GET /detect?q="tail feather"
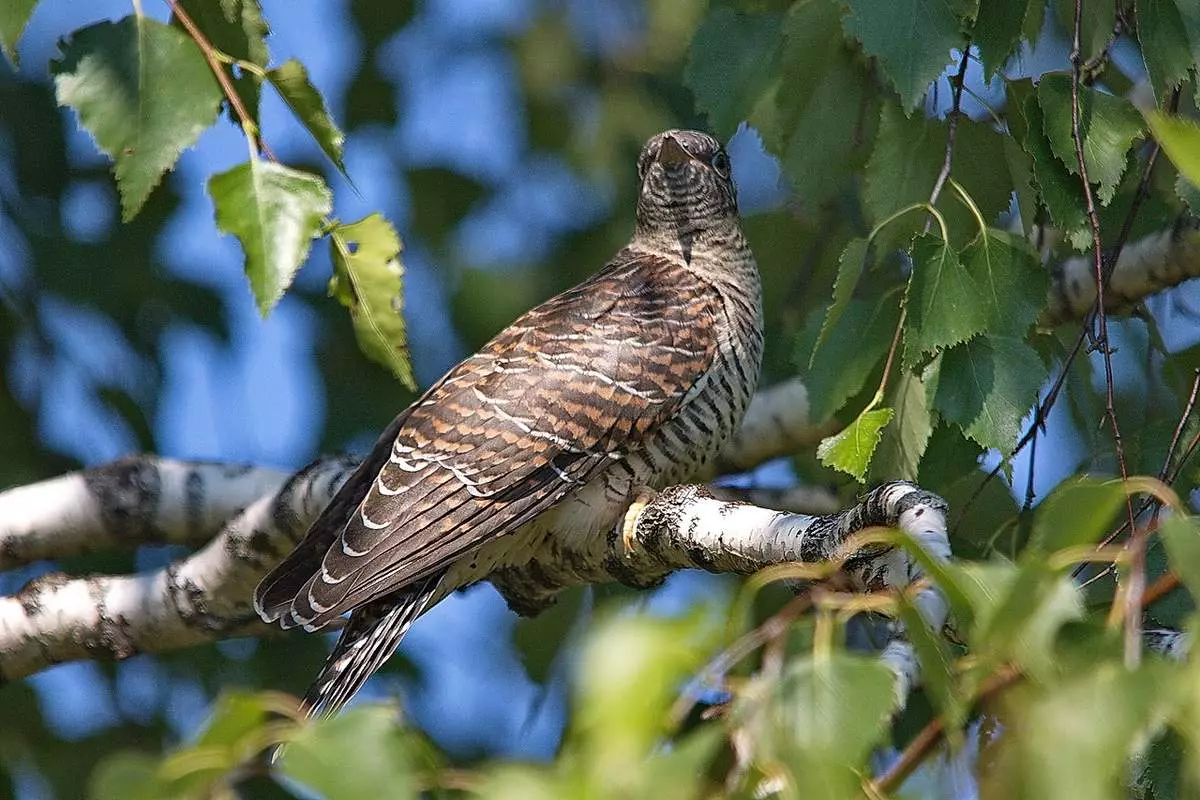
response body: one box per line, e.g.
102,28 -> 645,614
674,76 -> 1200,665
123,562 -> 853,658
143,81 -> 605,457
301,574 -> 443,718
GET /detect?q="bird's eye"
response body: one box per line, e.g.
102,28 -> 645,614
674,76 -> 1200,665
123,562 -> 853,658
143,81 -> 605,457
710,151 -> 730,176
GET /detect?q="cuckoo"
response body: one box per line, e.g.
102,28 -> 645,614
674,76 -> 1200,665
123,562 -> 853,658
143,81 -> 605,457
254,129 -> 763,717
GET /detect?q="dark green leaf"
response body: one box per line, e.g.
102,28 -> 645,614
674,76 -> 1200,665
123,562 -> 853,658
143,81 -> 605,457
1028,476 -> 1125,553
1147,111 -> 1200,190
683,9 -> 783,139
1053,0 -> 1116,58
209,158 -> 331,315
842,0 -> 963,113
953,118 -> 1017,227
0,0 -> 35,66
933,334 -> 1046,453
1037,73 -> 1146,205
173,0 -> 270,123
959,227 -> 1049,338
871,367 -> 933,481
1160,515 -> 1200,602
802,289 -> 901,421
1136,0 -> 1195,105
279,705 -> 415,800
51,17 -> 223,221
268,59 -> 347,174
862,102 -> 943,249
512,586 -> 584,684
903,233 -> 988,369
812,237 -> 869,363
974,0 -> 1032,75
1019,92 -> 1090,248
330,214 -> 415,389
817,407 -> 895,481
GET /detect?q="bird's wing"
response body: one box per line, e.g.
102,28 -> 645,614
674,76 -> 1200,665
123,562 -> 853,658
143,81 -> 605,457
263,249 -> 723,630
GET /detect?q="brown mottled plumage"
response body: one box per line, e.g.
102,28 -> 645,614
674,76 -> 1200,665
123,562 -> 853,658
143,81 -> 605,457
254,130 -> 763,717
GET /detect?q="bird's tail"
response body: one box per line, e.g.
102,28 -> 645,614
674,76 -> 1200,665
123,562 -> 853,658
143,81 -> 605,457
301,574 -> 443,719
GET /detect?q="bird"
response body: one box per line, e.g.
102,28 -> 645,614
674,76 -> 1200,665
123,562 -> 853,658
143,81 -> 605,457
254,129 -> 763,718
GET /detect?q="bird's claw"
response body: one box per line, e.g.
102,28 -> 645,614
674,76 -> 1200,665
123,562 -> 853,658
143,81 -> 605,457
621,487 -> 658,554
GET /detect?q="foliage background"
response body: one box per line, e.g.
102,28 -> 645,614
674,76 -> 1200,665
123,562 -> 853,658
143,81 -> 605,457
3,0 -> 1200,797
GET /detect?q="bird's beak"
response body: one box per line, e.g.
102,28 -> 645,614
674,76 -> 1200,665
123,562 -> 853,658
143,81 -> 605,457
656,134 -> 693,167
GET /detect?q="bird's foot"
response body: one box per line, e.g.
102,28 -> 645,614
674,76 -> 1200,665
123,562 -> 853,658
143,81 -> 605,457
621,486 -> 658,554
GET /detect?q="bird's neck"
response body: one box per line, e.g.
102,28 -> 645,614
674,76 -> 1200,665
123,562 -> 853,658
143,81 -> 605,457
631,218 -> 756,280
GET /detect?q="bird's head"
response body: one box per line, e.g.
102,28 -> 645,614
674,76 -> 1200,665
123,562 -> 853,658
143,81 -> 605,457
635,130 -> 738,238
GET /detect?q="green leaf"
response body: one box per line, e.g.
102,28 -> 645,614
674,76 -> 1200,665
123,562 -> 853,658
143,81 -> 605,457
773,0 -> 875,202
812,237 -> 869,363
683,9 -> 783,139
279,705 -> 415,800
871,367 -> 933,481
842,0 -> 964,113
1036,73 -> 1145,205
89,752 -> 167,800
1146,111 -> 1200,191
209,158 -> 331,315
740,653 -> 897,799
0,0 -> 35,66
173,0 -> 270,123
862,102 -> 944,248
802,290 -> 901,421
959,227 -> 1050,338
953,118 -> 1018,227
973,0 -> 1032,75
268,59 -> 347,174
1029,476 -> 1125,553
330,214 -> 416,389
1019,92 -> 1090,248
933,334 -> 1046,453
1136,0 -> 1195,105
817,407 -> 895,481
512,586 -> 584,684
897,594 -> 965,735
903,233 -> 988,369
1160,515 -> 1200,602
51,17 -> 223,221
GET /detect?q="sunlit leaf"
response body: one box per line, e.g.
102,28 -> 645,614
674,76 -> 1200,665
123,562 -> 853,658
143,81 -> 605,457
817,407 -> 895,481
51,16 -> 223,220
268,59 -> 347,174
279,705 -> 415,800
329,214 -> 415,389
209,158 -> 331,315
1146,111 -> 1200,191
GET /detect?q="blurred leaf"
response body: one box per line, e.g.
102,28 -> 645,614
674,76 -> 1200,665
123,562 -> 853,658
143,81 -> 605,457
960,227 -> 1049,339
842,0 -> 963,113
1146,111 -> 1200,190
812,237 -> 869,363
1136,0 -> 1195,105
973,0 -> 1031,75
1037,73 -> 1145,205
684,8 -> 783,139
268,59 -> 347,174
740,652 -> 897,799
329,214 -> 415,389
1028,476 -> 1124,553
1160,515 -> 1200,602
772,0 -> 875,202
279,704 -> 415,800
817,407 -> 895,481
405,168 -> 485,245
903,233 -> 988,369
871,367 -> 933,481
89,752 -> 167,800
1133,729 -> 1186,800
173,0 -> 270,122
984,663 -> 1173,800
209,157 -> 332,315
897,594 -> 965,735
513,586 -> 584,684
51,17 -> 223,221
933,334 -> 1045,454
0,0 -> 35,66
193,691 -> 275,751
1019,92 -> 1090,248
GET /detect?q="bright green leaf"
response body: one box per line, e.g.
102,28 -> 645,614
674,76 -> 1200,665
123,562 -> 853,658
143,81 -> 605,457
1136,0 -> 1195,105
842,0 -> 964,113
1160,515 -> 1200,602
209,158 -> 331,315
933,334 -> 1046,453
960,227 -> 1050,338
871,367 -> 933,481
89,752 -> 167,800
279,705 -> 415,800
330,214 -> 416,389
0,0 -> 35,67
817,407 -> 895,481
51,17 -> 223,221
903,233 -> 988,369
683,9 -> 783,139
802,290 -> 901,421
1146,111 -> 1200,191
268,59 -> 347,174
1037,73 -> 1145,205
1029,476 -> 1125,553
812,237 -> 869,363
974,0 -> 1032,75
